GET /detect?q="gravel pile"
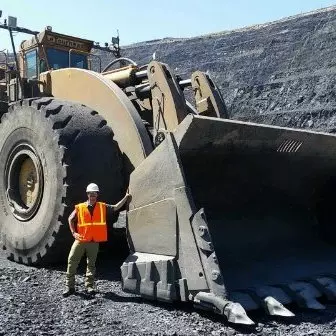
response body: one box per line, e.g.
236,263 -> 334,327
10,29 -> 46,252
116,6 -> 336,133
1,250 -> 336,336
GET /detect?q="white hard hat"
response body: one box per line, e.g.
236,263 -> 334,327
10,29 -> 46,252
86,183 -> 99,193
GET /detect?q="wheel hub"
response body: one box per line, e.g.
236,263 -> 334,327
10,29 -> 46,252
5,143 -> 44,221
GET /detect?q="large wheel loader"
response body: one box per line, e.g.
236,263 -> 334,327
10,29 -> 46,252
1,23 -> 336,325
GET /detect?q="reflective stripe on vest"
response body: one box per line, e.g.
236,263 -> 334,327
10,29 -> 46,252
75,202 -> 107,242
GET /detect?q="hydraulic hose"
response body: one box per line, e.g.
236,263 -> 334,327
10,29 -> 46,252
102,57 -> 137,73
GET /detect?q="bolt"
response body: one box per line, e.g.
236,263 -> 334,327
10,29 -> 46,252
27,174 -> 35,190
198,225 -> 207,237
211,270 -> 221,282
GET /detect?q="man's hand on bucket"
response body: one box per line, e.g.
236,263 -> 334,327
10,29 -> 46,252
73,232 -> 82,240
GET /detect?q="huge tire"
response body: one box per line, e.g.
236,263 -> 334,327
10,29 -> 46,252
0,98 -> 124,264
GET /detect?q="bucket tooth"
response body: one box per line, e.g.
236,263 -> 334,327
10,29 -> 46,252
244,288 -> 294,317
311,277 -> 336,301
286,282 -> 325,310
255,286 -> 292,305
194,292 -> 254,325
263,296 -> 295,317
223,302 -> 255,325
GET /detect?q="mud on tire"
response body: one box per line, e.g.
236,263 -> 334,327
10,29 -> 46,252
0,98 -> 124,264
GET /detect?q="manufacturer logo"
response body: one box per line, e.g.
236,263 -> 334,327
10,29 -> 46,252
46,35 -> 87,51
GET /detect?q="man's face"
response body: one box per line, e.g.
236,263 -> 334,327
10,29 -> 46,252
87,192 -> 98,204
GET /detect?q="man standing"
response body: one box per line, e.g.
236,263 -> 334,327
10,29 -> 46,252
62,183 -> 131,297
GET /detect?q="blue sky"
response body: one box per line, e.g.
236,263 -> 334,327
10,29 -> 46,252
0,0 -> 335,50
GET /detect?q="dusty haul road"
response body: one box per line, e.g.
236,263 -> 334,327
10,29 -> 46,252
1,246 -> 336,336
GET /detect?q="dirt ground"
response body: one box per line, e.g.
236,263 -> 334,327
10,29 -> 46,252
1,248 -> 336,336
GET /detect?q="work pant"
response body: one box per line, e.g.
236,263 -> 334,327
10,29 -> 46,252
66,240 -> 99,289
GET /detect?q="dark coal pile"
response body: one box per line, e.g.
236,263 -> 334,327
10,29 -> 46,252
1,250 -> 336,336
101,6 -> 336,133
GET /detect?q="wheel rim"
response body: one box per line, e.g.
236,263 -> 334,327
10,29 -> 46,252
5,143 -> 44,221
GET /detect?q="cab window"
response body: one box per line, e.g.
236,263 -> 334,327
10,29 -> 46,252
46,48 -> 88,70
25,49 -> 38,78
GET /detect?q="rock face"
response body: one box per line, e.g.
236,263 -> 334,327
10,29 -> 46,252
116,6 -> 336,133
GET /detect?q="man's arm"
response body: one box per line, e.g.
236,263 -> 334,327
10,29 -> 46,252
68,209 -> 82,240
106,193 -> 131,212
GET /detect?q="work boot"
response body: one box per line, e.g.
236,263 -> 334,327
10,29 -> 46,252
62,287 -> 75,297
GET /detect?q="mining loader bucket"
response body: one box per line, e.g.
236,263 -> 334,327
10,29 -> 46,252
121,114 -> 336,324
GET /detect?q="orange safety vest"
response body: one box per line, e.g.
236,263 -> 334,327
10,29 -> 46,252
75,202 -> 107,242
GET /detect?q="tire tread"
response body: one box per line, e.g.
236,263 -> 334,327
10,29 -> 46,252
1,98 -> 124,265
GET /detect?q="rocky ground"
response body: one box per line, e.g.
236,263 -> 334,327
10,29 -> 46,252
1,248 -> 336,336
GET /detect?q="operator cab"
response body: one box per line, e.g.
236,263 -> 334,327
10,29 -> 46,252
19,27 -> 93,79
